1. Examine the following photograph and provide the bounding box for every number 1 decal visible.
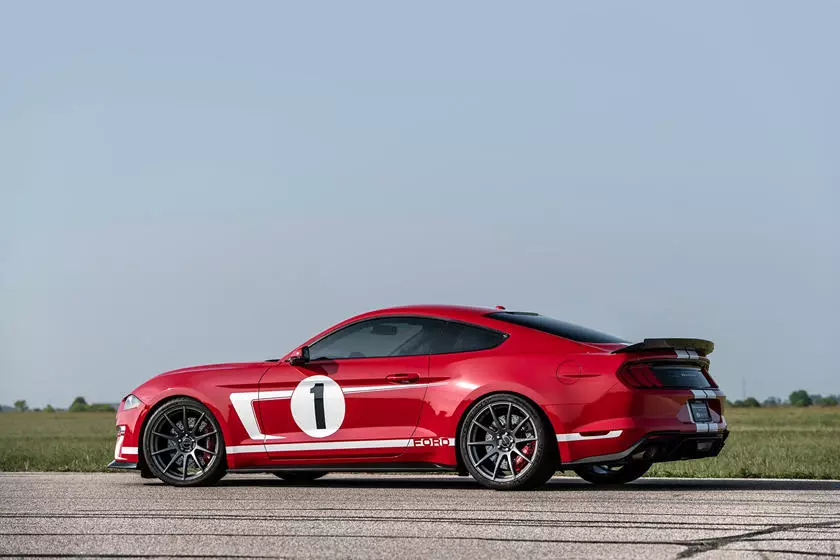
[310,382,326,430]
[290,375,345,438]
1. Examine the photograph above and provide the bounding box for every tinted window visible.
[431,322,506,354]
[652,365,711,389]
[487,312,626,343]
[308,318,437,360]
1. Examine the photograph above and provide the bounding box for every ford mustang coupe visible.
[110,305,727,490]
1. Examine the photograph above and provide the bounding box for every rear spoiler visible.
[612,338,714,357]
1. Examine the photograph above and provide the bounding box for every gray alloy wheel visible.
[142,397,226,487]
[459,393,557,490]
[573,461,651,485]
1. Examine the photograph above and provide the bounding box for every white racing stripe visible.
[691,389,724,400]
[227,445,272,454]
[229,391,291,441]
[343,381,448,394]
[228,436,456,455]
[695,422,724,433]
[556,430,623,442]
[266,439,411,453]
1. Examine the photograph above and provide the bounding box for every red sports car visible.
[110,305,727,490]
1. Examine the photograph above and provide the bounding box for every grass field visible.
[648,407,840,479]
[0,412,115,472]
[0,408,838,478]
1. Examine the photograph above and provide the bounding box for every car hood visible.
[156,361,273,377]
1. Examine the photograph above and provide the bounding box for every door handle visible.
[386,372,420,384]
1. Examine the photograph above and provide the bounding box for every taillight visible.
[618,363,663,388]
[618,361,716,389]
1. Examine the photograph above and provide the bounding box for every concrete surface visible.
[1,473,838,559]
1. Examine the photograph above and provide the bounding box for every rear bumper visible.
[563,430,729,466]
[545,385,728,464]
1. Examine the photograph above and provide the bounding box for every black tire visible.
[573,461,651,485]
[459,393,558,490]
[142,397,227,487]
[272,471,329,483]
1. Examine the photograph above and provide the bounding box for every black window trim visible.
[303,315,510,362]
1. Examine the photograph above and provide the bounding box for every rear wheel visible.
[142,397,226,487]
[459,393,557,490]
[573,461,651,485]
[272,471,329,483]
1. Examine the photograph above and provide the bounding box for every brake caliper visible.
[514,442,534,472]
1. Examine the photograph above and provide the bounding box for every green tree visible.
[68,396,89,412]
[43,404,55,413]
[824,395,839,406]
[13,400,28,412]
[742,397,761,408]
[789,390,812,407]
[88,403,116,412]
[762,396,781,407]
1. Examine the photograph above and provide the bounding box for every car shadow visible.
[207,475,840,492]
[592,478,840,492]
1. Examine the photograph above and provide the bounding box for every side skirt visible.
[107,461,138,470]
[228,462,458,474]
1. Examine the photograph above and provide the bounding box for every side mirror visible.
[288,345,310,366]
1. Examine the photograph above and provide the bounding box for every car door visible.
[256,317,436,462]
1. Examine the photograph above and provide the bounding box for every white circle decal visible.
[290,375,345,438]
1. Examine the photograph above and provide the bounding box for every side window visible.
[308,318,437,360]
[431,322,506,354]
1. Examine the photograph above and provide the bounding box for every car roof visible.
[343,305,507,328]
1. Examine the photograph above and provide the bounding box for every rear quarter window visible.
[432,322,506,354]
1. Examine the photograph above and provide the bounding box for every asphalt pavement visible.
[1,472,838,559]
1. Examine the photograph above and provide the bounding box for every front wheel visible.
[272,471,328,483]
[142,397,227,487]
[459,393,557,490]
[573,461,651,485]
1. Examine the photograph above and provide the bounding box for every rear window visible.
[487,312,626,344]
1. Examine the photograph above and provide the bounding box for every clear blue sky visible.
[1,2,838,407]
